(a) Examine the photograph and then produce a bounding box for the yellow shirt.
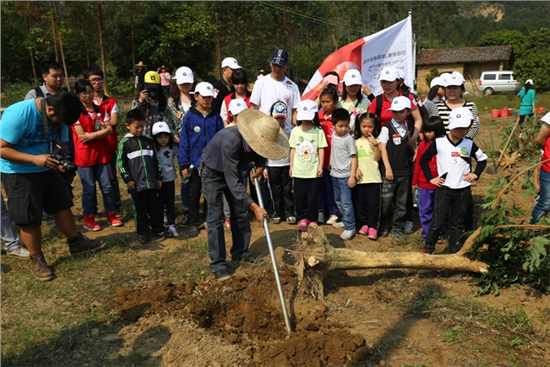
[356,138,382,184]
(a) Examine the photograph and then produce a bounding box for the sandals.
[188,226,199,238]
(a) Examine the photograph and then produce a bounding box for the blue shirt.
[0,99,68,174]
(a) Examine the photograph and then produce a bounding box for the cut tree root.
[291,226,489,299]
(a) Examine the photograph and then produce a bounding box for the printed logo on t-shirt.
[451,151,461,157]
[296,137,315,162]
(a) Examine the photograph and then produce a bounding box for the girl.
[517,79,536,125]
[131,71,167,137]
[423,76,445,116]
[72,79,122,231]
[353,113,382,240]
[338,69,371,131]
[317,87,340,225]
[412,117,447,243]
[220,68,251,125]
[164,66,194,227]
[152,121,179,238]
[289,100,328,231]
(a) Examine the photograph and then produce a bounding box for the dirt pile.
[114,268,370,366]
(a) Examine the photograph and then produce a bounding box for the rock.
[102,334,120,342]
[139,270,151,277]
[211,361,222,367]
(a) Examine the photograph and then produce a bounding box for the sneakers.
[421,248,433,255]
[379,228,389,238]
[6,246,31,259]
[390,231,404,240]
[287,216,297,224]
[83,214,101,231]
[332,221,345,229]
[404,221,414,234]
[317,212,325,224]
[367,228,378,241]
[326,214,339,225]
[138,235,149,244]
[115,207,123,218]
[225,219,232,229]
[30,251,54,281]
[272,217,281,224]
[359,225,369,236]
[309,221,318,227]
[340,229,356,240]
[107,211,123,227]
[236,253,265,264]
[297,219,309,232]
[188,226,199,238]
[177,213,190,227]
[68,232,106,256]
[213,269,231,280]
[168,225,179,237]
[163,212,168,225]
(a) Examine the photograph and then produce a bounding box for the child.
[530,113,550,224]
[378,96,413,239]
[338,69,371,131]
[318,87,340,225]
[152,121,179,238]
[118,109,170,244]
[179,82,224,238]
[329,108,358,240]
[289,99,328,231]
[220,69,251,125]
[131,71,167,137]
[353,112,382,240]
[264,101,296,224]
[420,107,488,254]
[412,117,447,240]
[72,79,122,231]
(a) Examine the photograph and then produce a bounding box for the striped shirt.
[430,100,480,139]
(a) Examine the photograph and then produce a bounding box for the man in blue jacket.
[179,82,224,238]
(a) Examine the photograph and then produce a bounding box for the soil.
[87,114,549,366]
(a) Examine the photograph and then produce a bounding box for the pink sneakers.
[367,227,378,240]
[297,219,309,231]
[83,214,101,231]
[359,225,369,236]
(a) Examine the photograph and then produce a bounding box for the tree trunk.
[53,1,70,91]
[50,2,59,63]
[24,12,38,85]
[292,226,489,300]
[97,3,108,95]
[130,2,135,83]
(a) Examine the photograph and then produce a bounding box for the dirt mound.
[114,268,369,366]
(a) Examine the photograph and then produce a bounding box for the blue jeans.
[77,164,115,216]
[531,169,550,224]
[1,189,20,252]
[332,177,355,230]
[202,166,251,273]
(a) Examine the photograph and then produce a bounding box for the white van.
[478,70,522,95]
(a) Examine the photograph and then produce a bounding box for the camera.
[146,87,158,101]
[51,151,77,174]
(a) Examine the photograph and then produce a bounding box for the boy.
[179,82,224,238]
[264,101,296,225]
[420,107,487,254]
[329,108,357,240]
[84,65,122,217]
[118,109,171,244]
[379,96,413,239]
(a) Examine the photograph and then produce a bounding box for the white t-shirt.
[250,73,301,136]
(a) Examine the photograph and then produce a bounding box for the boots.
[68,232,106,256]
[30,251,55,281]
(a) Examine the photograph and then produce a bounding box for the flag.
[302,15,413,101]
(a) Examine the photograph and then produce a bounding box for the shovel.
[488,116,520,174]
[250,163,292,336]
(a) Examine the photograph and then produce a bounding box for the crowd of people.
[3,50,544,282]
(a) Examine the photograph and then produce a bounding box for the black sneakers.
[213,269,231,280]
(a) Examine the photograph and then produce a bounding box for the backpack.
[32,86,67,98]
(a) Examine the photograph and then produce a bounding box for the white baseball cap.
[440,72,451,85]
[386,96,411,112]
[430,77,444,88]
[379,67,399,82]
[296,99,318,121]
[526,79,534,85]
[343,69,362,86]
[396,68,404,80]
[228,99,248,116]
[448,107,473,130]
[194,82,216,97]
[541,112,550,125]
[221,57,241,70]
[445,71,465,87]
[152,121,171,136]
[175,66,194,84]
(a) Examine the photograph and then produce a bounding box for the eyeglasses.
[79,91,94,96]
[89,78,103,83]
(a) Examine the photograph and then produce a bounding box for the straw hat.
[135,61,146,67]
[237,109,290,161]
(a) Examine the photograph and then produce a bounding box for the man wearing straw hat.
[201,109,290,280]
[135,61,147,92]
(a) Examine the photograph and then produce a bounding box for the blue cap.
[270,49,289,67]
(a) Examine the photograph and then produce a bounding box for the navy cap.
[270,49,289,67]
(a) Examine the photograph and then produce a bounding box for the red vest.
[72,107,111,167]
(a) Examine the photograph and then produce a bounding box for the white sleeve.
[249,77,264,106]
[220,101,228,123]
[378,126,390,143]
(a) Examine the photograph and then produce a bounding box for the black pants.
[188,173,206,226]
[159,180,176,226]
[131,189,164,236]
[354,183,381,230]
[294,177,321,222]
[519,113,533,125]
[463,194,474,231]
[268,166,294,219]
[424,186,471,253]
[380,176,409,233]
